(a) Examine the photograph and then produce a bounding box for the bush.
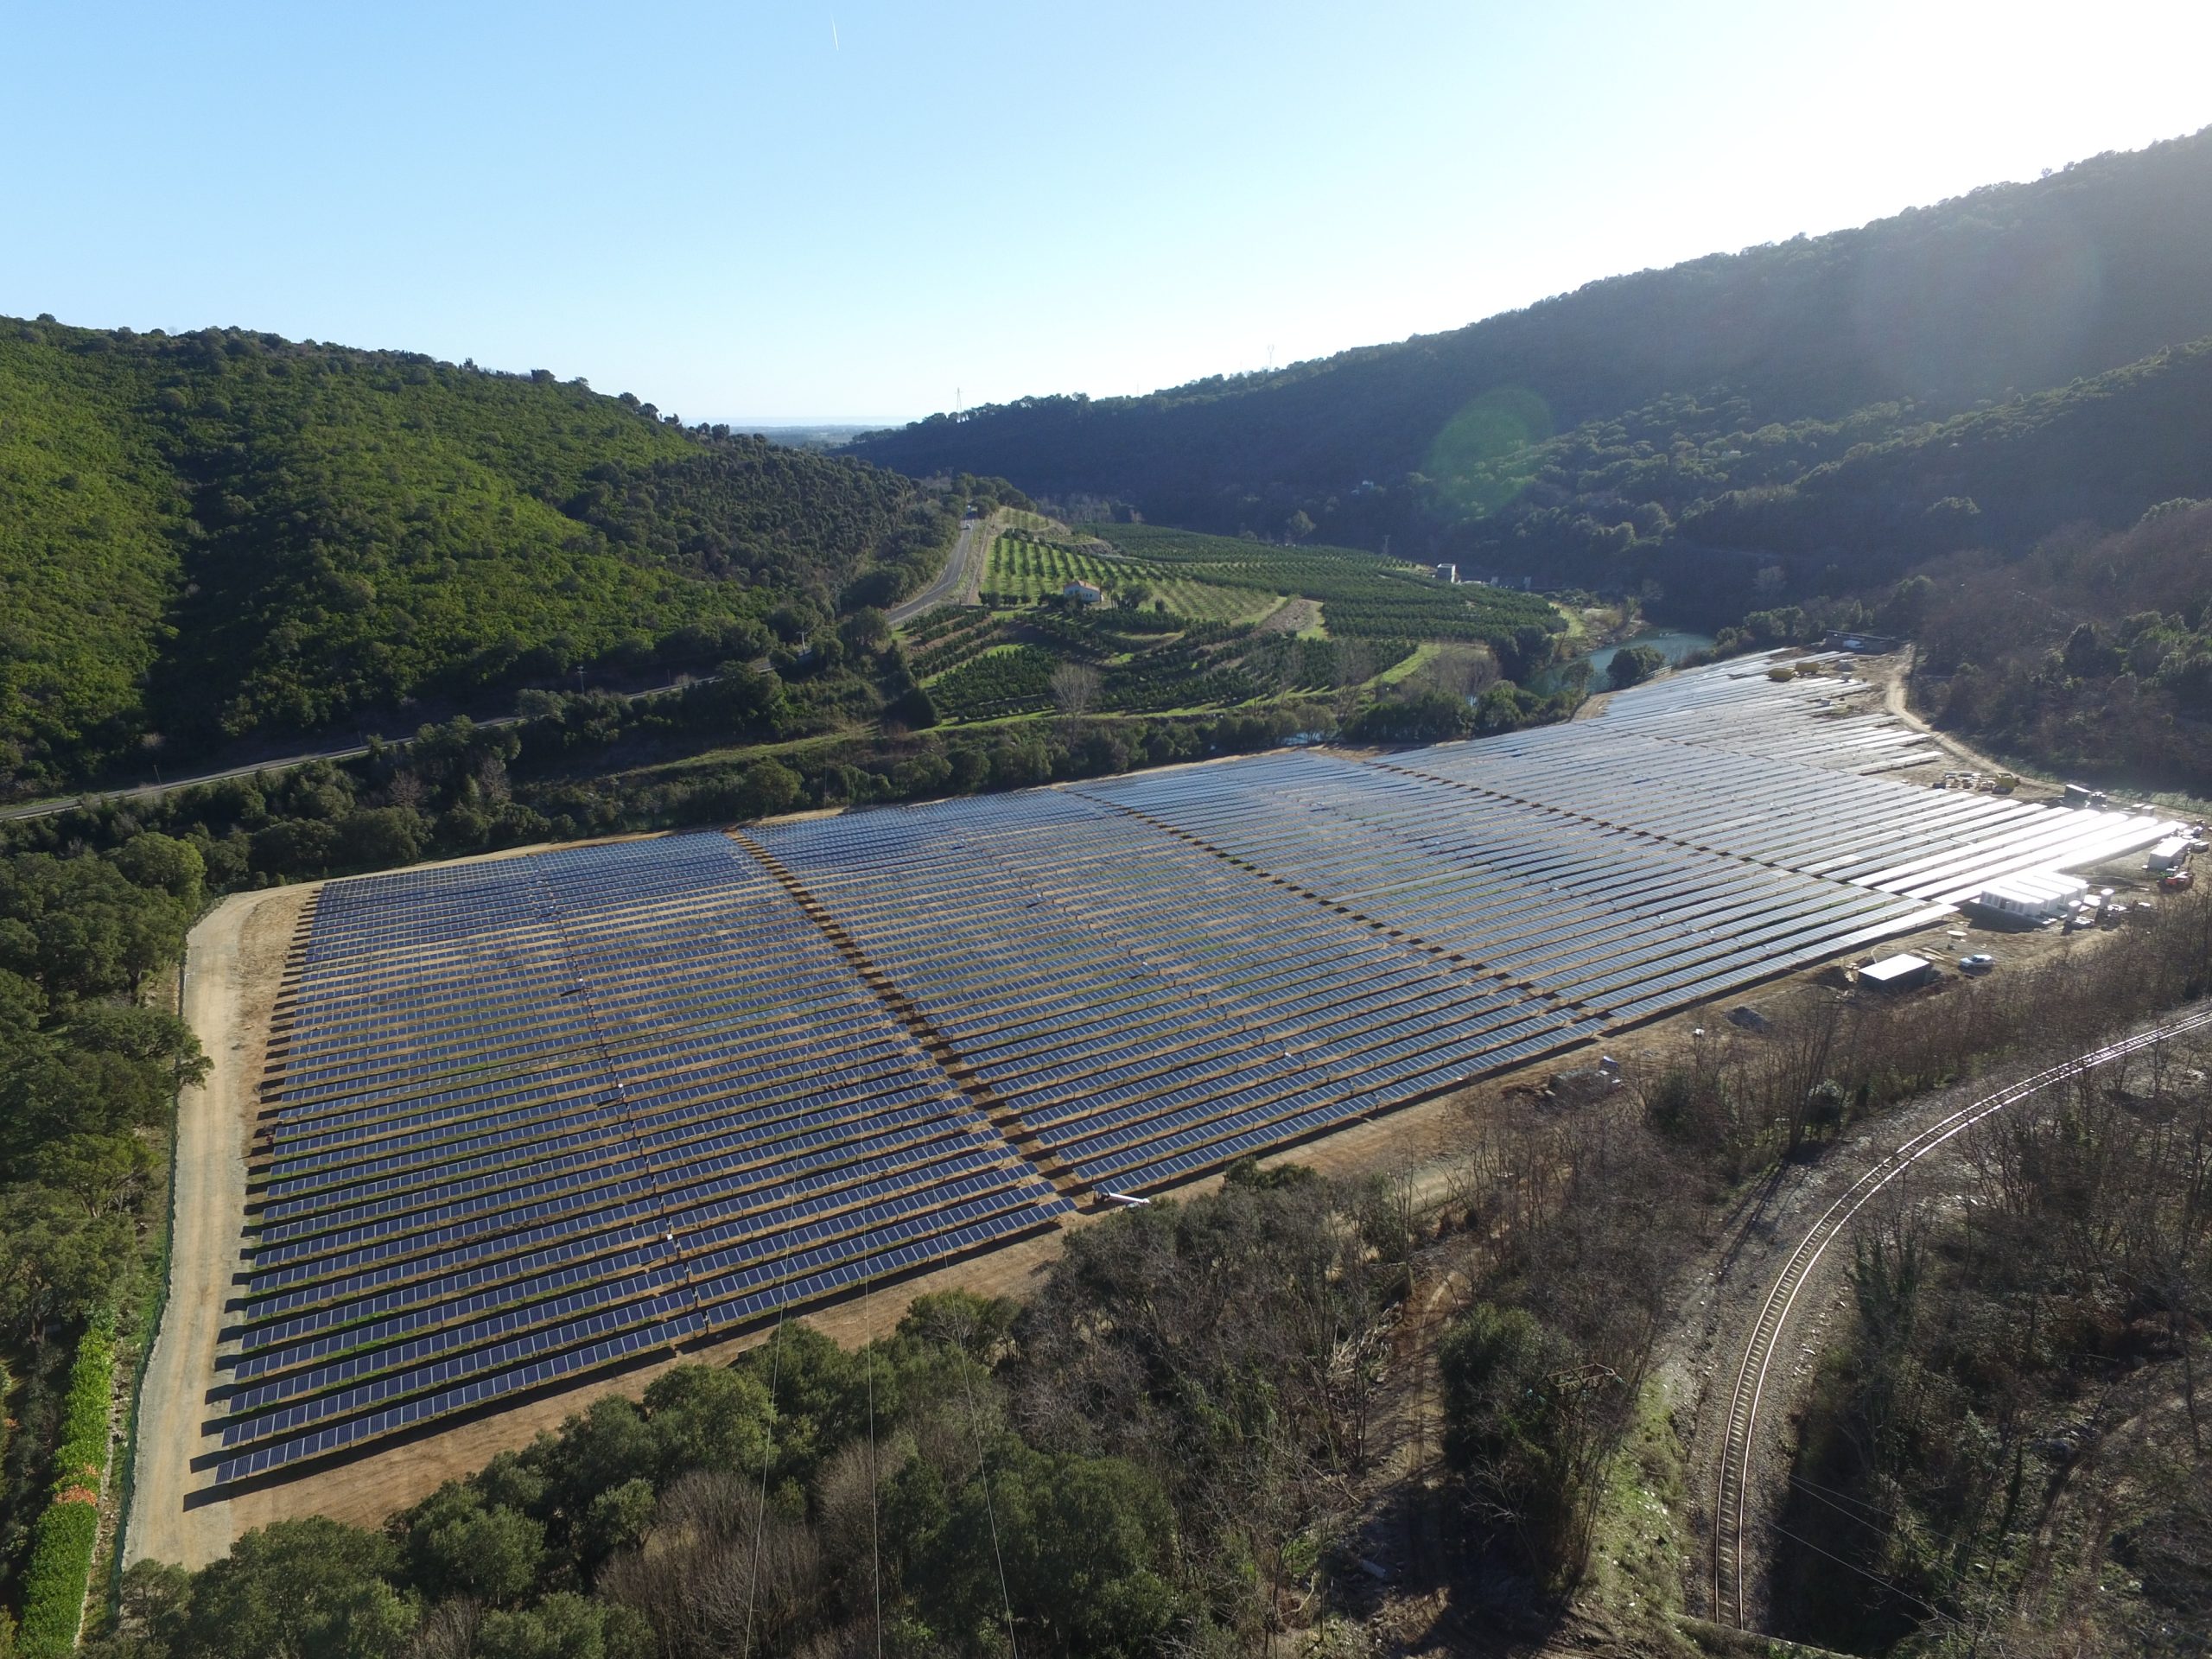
[1344,689,1474,744]
[16,1497,99,1657]
[1605,643,1668,690]
[50,1311,115,1493]
[16,1311,114,1657]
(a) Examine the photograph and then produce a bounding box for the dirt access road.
[124,886,308,1573]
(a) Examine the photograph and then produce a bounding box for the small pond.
[1580,627,1716,683]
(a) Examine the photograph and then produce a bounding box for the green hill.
[849,129,2212,615]
[0,317,969,790]
[1489,330,2212,621]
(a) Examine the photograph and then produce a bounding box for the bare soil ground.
[125,884,308,1572]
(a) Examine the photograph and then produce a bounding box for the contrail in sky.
[831,16,839,49]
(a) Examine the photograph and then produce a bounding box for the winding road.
[1708,1007,2212,1630]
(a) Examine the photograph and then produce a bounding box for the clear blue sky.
[6,1,2209,423]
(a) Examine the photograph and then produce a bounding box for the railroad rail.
[1710,1006,2212,1629]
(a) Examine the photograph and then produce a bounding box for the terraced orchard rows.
[982,529,1268,620]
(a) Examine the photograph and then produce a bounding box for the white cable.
[956,1337,1020,1659]
[740,1307,786,1659]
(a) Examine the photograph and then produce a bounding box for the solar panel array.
[1066,753,1942,1024]
[211,653,2173,1488]
[749,791,1599,1194]
[1387,662,2171,907]
[218,836,1070,1486]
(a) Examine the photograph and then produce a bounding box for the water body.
[1581,627,1716,683]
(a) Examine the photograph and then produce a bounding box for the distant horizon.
[725,419,899,434]
[8,3,2209,421]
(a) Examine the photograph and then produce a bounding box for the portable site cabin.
[1972,870,2089,923]
[2146,836,2193,872]
[1859,953,1936,992]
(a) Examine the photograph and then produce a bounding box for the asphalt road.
[6,518,994,825]
[887,512,992,626]
[0,671,712,823]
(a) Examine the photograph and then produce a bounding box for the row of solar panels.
[1395,691,2171,899]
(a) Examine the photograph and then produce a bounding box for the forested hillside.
[850,129,2212,616]
[0,318,979,791]
[1909,497,2212,791]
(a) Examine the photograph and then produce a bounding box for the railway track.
[1709,1006,2212,1630]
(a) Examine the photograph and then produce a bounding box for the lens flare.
[1423,386,1553,517]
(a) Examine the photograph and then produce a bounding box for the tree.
[1050,662,1100,715]
[1606,643,1668,690]
[110,834,204,906]
[527,1395,658,1554]
[838,607,891,657]
[0,1185,134,1338]
[35,1132,157,1219]
[250,819,338,878]
[474,1592,651,1659]
[707,760,802,822]
[886,685,938,730]
[889,1444,1184,1659]
[176,1519,416,1659]
[1805,1077,1847,1138]
[395,1484,544,1605]
[639,1363,772,1479]
[1438,1303,1580,1572]
[0,856,191,998]
[335,808,426,870]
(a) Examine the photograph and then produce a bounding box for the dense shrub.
[15,1310,114,1658]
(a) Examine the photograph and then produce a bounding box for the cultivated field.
[982,530,1271,620]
